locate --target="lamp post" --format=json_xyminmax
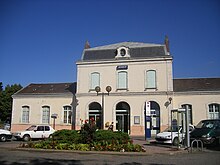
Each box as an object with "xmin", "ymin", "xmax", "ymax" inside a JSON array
[
  {"xmin": 51, "ymin": 113, "xmax": 58, "ymax": 129},
  {"xmin": 95, "ymin": 86, "xmax": 112, "ymax": 129}
]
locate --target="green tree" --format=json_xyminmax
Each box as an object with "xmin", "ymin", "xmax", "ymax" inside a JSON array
[
  {"xmin": 0, "ymin": 83, "xmax": 22, "ymax": 122},
  {"xmin": 0, "ymin": 82, "xmax": 3, "ymax": 92}
]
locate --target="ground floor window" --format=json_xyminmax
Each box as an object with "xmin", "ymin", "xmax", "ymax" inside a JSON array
[
  {"xmin": 63, "ymin": 106, "xmax": 72, "ymax": 124},
  {"xmin": 42, "ymin": 106, "xmax": 50, "ymax": 124},
  {"xmin": 22, "ymin": 106, "xmax": 30, "ymax": 123},
  {"xmin": 208, "ymin": 104, "xmax": 220, "ymax": 119}
]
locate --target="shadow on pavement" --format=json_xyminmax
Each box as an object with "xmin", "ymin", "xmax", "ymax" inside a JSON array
[{"xmin": 0, "ymin": 158, "xmax": 83, "ymax": 165}]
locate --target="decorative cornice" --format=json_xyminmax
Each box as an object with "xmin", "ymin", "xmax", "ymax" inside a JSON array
[
  {"xmin": 76, "ymin": 91, "xmax": 173, "ymax": 97},
  {"xmin": 76, "ymin": 56, "xmax": 173, "ymax": 66}
]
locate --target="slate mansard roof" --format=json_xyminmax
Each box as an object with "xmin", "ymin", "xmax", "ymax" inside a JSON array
[
  {"xmin": 13, "ymin": 78, "xmax": 220, "ymax": 96},
  {"xmin": 81, "ymin": 41, "xmax": 170, "ymax": 61},
  {"xmin": 14, "ymin": 82, "xmax": 76, "ymax": 96},
  {"xmin": 173, "ymin": 78, "xmax": 220, "ymax": 92}
]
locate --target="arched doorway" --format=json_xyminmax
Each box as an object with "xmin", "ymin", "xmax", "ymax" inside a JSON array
[
  {"xmin": 89, "ymin": 102, "xmax": 102, "ymax": 129},
  {"xmin": 145, "ymin": 101, "xmax": 160, "ymax": 135},
  {"xmin": 116, "ymin": 101, "xmax": 130, "ymax": 133}
]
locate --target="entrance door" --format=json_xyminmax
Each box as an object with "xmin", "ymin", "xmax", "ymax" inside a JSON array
[
  {"xmin": 116, "ymin": 112, "xmax": 129, "ymax": 132},
  {"xmin": 145, "ymin": 101, "xmax": 160, "ymax": 135},
  {"xmin": 116, "ymin": 102, "xmax": 130, "ymax": 133},
  {"xmin": 150, "ymin": 102, "xmax": 160, "ymax": 135},
  {"xmin": 89, "ymin": 111, "xmax": 101, "ymax": 129},
  {"xmin": 89, "ymin": 102, "xmax": 102, "ymax": 129}
]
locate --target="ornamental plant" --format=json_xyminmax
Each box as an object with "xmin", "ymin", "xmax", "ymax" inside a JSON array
[{"xmin": 20, "ymin": 119, "xmax": 144, "ymax": 152}]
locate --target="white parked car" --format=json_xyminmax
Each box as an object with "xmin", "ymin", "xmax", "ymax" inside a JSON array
[
  {"xmin": 0, "ymin": 129, "xmax": 12, "ymax": 142},
  {"xmin": 13, "ymin": 125, "xmax": 55, "ymax": 141},
  {"xmin": 155, "ymin": 125, "xmax": 194, "ymax": 146}
]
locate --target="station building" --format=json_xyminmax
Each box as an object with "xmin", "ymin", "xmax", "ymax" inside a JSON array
[{"xmin": 11, "ymin": 37, "xmax": 220, "ymax": 136}]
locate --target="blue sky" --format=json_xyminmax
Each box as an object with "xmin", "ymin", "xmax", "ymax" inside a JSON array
[{"xmin": 1, "ymin": 0, "xmax": 220, "ymax": 88}]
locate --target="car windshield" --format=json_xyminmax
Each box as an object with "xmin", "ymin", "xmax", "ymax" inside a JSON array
[
  {"xmin": 26, "ymin": 125, "xmax": 37, "ymax": 131},
  {"xmin": 196, "ymin": 121, "xmax": 215, "ymax": 129},
  {"xmin": 164, "ymin": 126, "xmax": 181, "ymax": 132}
]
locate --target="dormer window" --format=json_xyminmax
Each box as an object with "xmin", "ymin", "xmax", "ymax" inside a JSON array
[
  {"xmin": 115, "ymin": 46, "xmax": 130, "ymax": 59},
  {"xmin": 120, "ymin": 49, "xmax": 126, "ymax": 56}
]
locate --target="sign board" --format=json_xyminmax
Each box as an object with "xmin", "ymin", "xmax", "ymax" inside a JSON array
[
  {"xmin": 145, "ymin": 102, "xmax": 151, "ymax": 116},
  {"xmin": 51, "ymin": 113, "xmax": 58, "ymax": 119},
  {"xmin": 116, "ymin": 65, "xmax": 128, "ymax": 70}
]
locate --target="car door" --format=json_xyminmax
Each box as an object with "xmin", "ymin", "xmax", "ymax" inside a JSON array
[
  {"xmin": 32, "ymin": 126, "xmax": 44, "ymax": 139},
  {"xmin": 43, "ymin": 126, "xmax": 51, "ymax": 138}
]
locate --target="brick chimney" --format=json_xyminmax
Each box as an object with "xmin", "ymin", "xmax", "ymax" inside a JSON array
[{"xmin": 164, "ymin": 35, "xmax": 170, "ymax": 53}]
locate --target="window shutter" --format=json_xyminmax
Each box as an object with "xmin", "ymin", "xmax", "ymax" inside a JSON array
[
  {"xmin": 91, "ymin": 73, "xmax": 100, "ymax": 89},
  {"xmin": 118, "ymin": 72, "xmax": 127, "ymax": 89},
  {"xmin": 146, "ymin": 70, "xmax": 156, "ymax": 88}
]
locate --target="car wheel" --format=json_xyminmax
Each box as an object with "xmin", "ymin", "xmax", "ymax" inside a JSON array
[
  {"xmin": 0, "ymin": 135, "xmax": 7, "ymax": 142},
  {"xmin": 49, "ymin": 134, "xmax": 53, "ymax": 139},
  {"xmin": 172, "ymin": 137, "xmax": 179, "ymax": 146},
  {"xmin": 23, "ymin": 134, "xmax": 31, "ymax": 142}
]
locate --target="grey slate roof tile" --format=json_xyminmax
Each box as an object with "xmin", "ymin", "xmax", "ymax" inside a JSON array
[
  {"xmin": 82, "ymin": 41, "xmax": 169, "ymax": 61},
  {"xmin": 15, "ymin": 82, "xmax": 76, "ymax": 95},
  {"xmin": 173, "ymin": 78, "xmax": 220, "ymax": 92}
]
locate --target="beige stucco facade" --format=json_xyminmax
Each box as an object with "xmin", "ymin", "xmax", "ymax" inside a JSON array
[
  {"xmin": 75, "ymin": 57, "xmax": 174, "ymax": 135},
  {"xmin": 11, "ymin": 94, "xmax": 74, "ymax": 132},
  {"xmin": 173, "ymin": 92, "xmax": 220, "ymax": 125}
]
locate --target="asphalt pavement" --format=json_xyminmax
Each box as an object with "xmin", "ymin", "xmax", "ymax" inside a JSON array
[
  {"xmin": 0, "ymin": 140, "xmax": 220, "ymax": 165},
  {"xmin": 0, "ymin": 136, "xmax": 207, "ymax": 155},
  {"xmin": 1, "ymin": 136, "xmax": 219, "ymax": 155}
]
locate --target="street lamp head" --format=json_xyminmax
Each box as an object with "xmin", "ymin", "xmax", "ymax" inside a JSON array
[
  {"xmin": 95, "ymin": 86, "xmax": 101, "ymax": 94},
  {"xmin": 106, "ymin": 86, "xmax": 112, "ymax": 95},
  {"xmin": 169, "ymin": 97, "xmax": 172, "ymax": 103}
]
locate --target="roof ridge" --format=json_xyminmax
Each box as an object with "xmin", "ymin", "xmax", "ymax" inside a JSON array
[
  {"xmin": 29, "ymin": 82, "xmax": 75, "ymax": 85},
  {"xmin": 87, "ymin": 41, "xmax": 163, "ymax": 50}
]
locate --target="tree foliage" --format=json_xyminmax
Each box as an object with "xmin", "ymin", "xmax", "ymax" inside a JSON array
[{"xmin": 0, "ymin": 82, "xmax": 22, "ymax": 122}]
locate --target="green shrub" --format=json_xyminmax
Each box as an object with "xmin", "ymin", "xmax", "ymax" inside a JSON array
[
  {"xmin": 93, "ymin": 130, "xmax": 131, "ymax": 144},
  {"xmin": 51, "ymin": 129, "xmax": 81, "ymax": 144},
  {"xmin": 20, "ymin": 128, "xmax": 144, "ymax": 152}
]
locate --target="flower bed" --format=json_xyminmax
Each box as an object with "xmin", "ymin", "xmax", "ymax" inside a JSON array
[{"xmin": 20, "ymin": 122, "xmax": 145, "ymax": 152}]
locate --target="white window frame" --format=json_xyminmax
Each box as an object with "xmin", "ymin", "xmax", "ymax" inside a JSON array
[
  {"xmin": 146, "ymin": 70, "xmax": 156, "ymax": 89},
  {"xmin": 208, "ymin": 104, "xmax": 220, "ymax": 119},
  {"xmin": 22, "ymin": 106, "xmax": 30, "ymax": 123},
  {"xmin": 42, "ymin": 106, "xmax": 50, "ymax": 124},
  {"xmin": 63, "ymin": 106, "xmax": 72, "ymax": 124},
  {"xmin": 117, "ymin": 71, "xmax": 128, "ymax": 90},
  {"xmin": 90, "ymin": 72, "xmax": 100, "ymax": 90}
]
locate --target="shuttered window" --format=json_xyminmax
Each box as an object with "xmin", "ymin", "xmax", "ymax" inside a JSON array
[
  {"xmin": 118, "ymin": 71, "xmax": 127, "ymax": 89},
  {"xmin": 146, "ymin": 70, "xmax": 156, "ymax": 89},
  {"xmin": 91, "ymin": 72, "xmax": 100, "ymax": 90}
]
